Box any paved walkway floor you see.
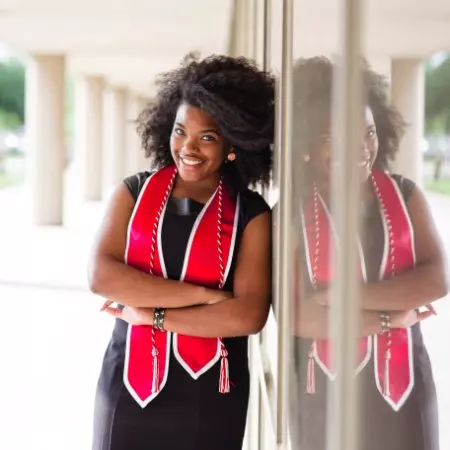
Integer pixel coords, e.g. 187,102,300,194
0,182,449,449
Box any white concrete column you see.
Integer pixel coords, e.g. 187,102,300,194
26,54,66,225
390,58,425,185
103,86,127,195
137,97,150,172
125,95,144,177
74,75,104,201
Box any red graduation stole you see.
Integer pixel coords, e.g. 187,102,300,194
123,165,240,408
301,169,415,411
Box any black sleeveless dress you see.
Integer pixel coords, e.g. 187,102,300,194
92,172,270,450
290,175,439,450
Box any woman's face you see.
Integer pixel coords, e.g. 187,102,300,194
170,103,227,184
310,106,379,184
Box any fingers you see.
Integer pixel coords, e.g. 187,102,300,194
100,300,113,312
103,305,123,319
416,310,433,322
425,303,438,315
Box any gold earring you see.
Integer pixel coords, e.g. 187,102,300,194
227,149,236,162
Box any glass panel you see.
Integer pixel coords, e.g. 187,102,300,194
281,1,447,450
286,0,365,449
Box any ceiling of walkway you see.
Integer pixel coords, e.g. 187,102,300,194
294,0,450,59
0,0,233,95
0,0,450,95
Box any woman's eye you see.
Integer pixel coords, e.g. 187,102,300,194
367,129,377,139
201,135,217,142
173,128,184,136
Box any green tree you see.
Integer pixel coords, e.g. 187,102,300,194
425,55,450,133
0,58,25,129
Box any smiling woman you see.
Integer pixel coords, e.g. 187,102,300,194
169,103,228,191
290,57,446,450
88,54,275,450
138,53,273,191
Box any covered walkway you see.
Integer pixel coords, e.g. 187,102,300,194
0,0,449,225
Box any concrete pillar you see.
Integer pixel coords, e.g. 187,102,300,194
74,75,104,201
390,59,425,185
26,54,66,225
103,86,127,195
125,95,144,177
138,97,151,172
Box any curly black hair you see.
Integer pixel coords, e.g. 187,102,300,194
137,53,275,189
292,56,406,176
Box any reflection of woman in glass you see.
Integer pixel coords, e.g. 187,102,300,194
292,57,446,450
88,55,274,450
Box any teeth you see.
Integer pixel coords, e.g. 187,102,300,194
181,157,202,166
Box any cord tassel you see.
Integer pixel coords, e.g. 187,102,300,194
151,327,160,394
219,340,230,394
151,346,160,394
306,345,316,394
383,347,391,398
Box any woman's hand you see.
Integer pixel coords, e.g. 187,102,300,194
102,301,154,326
390,309,434,329
100,288,232,312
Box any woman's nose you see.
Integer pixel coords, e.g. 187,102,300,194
181,138,197,153
360,140,370,156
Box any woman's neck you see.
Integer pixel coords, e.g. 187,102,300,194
173,174,221,204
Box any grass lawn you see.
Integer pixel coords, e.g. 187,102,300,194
0,171,23,189
424,178,450,195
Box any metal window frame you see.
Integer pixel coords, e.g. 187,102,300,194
274,0,294,446
326,1,365,449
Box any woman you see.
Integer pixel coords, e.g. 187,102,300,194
88,54,274,450
291,57,447,450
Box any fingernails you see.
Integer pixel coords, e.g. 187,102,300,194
101,301,113,312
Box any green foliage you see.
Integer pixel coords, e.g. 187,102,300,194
0,58,25,127
0,168,24,188
0,109,21,129
424,178,450,195
425,55,450,133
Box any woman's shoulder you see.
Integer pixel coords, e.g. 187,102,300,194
390,173,416,203
123,171,153,202
238,188,271,227
123,174,271,221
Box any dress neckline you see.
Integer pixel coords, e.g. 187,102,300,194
167,196,204,216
